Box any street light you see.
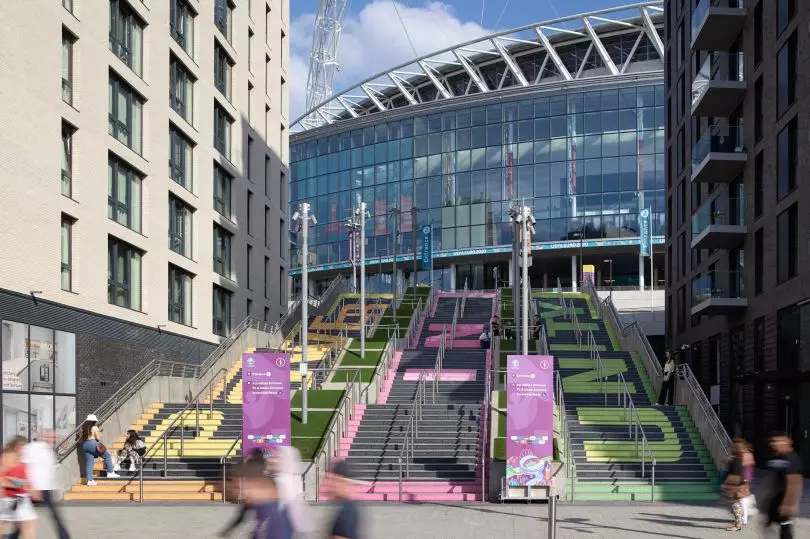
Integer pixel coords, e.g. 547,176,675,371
389,205,401,324
345,216,361,290
513,205,535,355
292,202,316,425
354,202,371,358
603,259,614,301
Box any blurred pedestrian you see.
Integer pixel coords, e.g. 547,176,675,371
722,439,751,531
81,414,118,485
761,432,802,539
531,315,542,341
327,460,362,539
240,459,292,539
738,439,756,525
0,437,36,539
218,449,266,538
655,352,675,407
269,445,313,537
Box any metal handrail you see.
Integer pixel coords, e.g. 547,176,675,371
359,339,396,405
557,276,564,306
571,302,582,348
615,372,657,501
450,298,459,348
460,278,468,318
432,329,447,401
398,370,427,501
539,324,549,356
220,429,243,504
588,330,607,406
555,371,575,501
403,298,422,350
675,364,732,469
306,368,362,502
138,367,228,502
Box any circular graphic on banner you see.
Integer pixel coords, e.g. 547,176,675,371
640,208,650,218
422,225,431,235
275,357,286,368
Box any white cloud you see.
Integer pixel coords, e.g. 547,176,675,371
290,1,492,123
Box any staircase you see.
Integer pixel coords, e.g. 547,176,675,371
335,295,490,501
542,295,719,502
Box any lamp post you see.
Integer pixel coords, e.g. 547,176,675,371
517,205,535,355
604,259,614,301
345,217,360,291
508,203,523,347
411,206,418,303
389,205,401,324
292,202,316,425
355,202,370,358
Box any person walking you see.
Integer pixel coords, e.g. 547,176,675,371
327,460,362,539
217,449,266,538
655,352,676,407
761,432,803,539
81,414,118,485
722,439,752,531
0,437,37,539
269,446,313,537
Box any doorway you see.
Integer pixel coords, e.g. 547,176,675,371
799,381,810,475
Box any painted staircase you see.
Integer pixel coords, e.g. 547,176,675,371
541,295,719,502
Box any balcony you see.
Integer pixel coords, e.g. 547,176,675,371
691,52,745,117
691,0,746,51
691,270,747,316
691,196,746,250
691,124,746,184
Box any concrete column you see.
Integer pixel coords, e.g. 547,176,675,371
639,254,645,291
543,270,548,289
508,258,514,286
450,264,457,291
571,255,577,292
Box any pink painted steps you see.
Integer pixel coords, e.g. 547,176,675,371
319,480,482,501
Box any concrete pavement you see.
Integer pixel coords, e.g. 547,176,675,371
33,501,810,538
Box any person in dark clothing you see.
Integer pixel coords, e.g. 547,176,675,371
531,315,542,341
761,432,803,539
655,351,676,406
250,475,292,539
327,460,362,539
217,449,267,537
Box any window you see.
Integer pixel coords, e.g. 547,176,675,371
279,170,286,207
279,219,285,259
248,83,254,124
248,29,254,73
264,256,270,298
247,190,254,235
212,285,232,336
777,32,797,118
108,74,143,153
169,125,193,190
109,0,144,76
247,299,253,317
170,0,195,55
776,203,798,284
777,304,800,373
754,316,765,372
168,195,193,258
265,155,271,197
214,0,232,42
61,215,73,291
170,55,194,123
62,31,73,105
280,29,286,68
264,206,270,248
676,128,684,174
677,285,685,334
168,265,192,326
678,232,686,277
754,77,763,142
754,228,763,295
108,155,142,232
777,118,797,200
279,266,286,306
61,123,73,197
754,0,763,66
676,23,683,69
777,0,796,36
213,163,232,218
213,224,233,279
108,237,142,311
709,335,720,386
247,245,253,289
247,136,254,180
264,306,270,322
754,152,763,218
678,180,685,226
214,103,232,159
214,43,232,99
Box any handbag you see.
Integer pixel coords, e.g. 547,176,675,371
96,442,107,455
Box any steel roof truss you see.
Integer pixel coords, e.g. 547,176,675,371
492,39,528,87
453,50,489,93
419,61,452,99
534,28,572,81
583,17,619,75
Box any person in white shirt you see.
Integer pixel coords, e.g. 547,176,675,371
17,430,71,539
655,352,676,407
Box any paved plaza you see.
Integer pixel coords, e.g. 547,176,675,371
33,500,810,538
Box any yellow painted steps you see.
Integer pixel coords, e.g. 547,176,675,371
70,480,222,494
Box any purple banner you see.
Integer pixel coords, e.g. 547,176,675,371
506,355,554,487
242,352,291,458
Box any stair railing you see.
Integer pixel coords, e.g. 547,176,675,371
359,339,396,405
433,329,447,402
450,298,460,349
555,371,575,501
571,303,582,348
137,367,228,502
403,298,422,350
220,430,243,504
398,370,427,501
675,364,733,470
460,278,468,318
615,372,657,502
557,276,564,306
623,320,662,393
588,330,607,406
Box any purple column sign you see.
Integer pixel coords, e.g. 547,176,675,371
242,351,291,458
506,354,554,487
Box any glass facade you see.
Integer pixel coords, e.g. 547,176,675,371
290,84,666,268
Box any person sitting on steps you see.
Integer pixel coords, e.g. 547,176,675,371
81,414,119,485
113,430,146,472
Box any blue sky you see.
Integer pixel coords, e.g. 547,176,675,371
288,0,624,121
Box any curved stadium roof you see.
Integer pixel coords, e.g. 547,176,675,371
292,1,664,133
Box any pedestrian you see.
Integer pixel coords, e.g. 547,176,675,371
269,446,313,537
722,439,751,531
761,432,803,539
80,414,118,485
251,474,293,539
655,351,676,406
739,439,757,526
0,437,37,539
113,430,146,472
217,449,266,537
490,316,501,339
327,460,362,539
531,315,542,341
478,328,491,349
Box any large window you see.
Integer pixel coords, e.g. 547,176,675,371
212,285,232,336
61,215,73,292
213,224,232,279
108,237,142,311
62,30,73,105
754,152,762,218
108,155,142,232
214,43,232,100
754,0,763,66
753,317,765,372
169,125,193,190
169,55,194,123
1,322,77,443
777,203,798,284
214,0,233,42
213,163,232,218
170,0,195,55
61,123,73,197
777,118,797,201
169,195,193,258
754,228,763,295
109,0,143,76
777,31,797,118
214,103,232,159
777,301,810,373
777,0,796,36
168,265,192,326
108,74,143,153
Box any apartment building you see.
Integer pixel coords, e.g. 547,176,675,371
664,0,809,468
0,0,290,441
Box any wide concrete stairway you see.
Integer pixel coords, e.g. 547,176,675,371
336,295,490,501
542,295,719,502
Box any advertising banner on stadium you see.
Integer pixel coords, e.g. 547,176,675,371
242,351,291,458
506,354,554,487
